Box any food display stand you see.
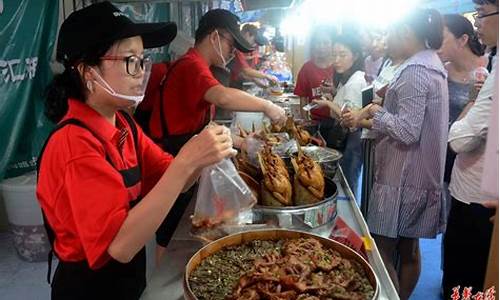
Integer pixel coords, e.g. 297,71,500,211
141,167,399,300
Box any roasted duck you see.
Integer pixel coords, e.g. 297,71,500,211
291,147,324,206
258,147,292,207
234,150,261,181
285,116,311,146
239,122,286,145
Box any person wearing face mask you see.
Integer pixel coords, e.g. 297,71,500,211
36,3,235,299
229,23,278,89
148,8,286,262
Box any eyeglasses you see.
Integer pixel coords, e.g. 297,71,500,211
100,55,152,76
217,32,236,53
473,11,499,21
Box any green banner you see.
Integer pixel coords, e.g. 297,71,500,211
0,0,59,180
113,2,171,62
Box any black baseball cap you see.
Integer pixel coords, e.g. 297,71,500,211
56,1,177,64
255,30,269,46
197,9,253,53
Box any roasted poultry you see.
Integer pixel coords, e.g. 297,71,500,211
234,150,261,181
285,116,311,146
239,123,286,145
258,147,292,207
291,148,324,206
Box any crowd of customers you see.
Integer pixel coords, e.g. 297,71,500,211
293,0,498,299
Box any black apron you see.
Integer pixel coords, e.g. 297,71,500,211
37,111,146,300
158,58,211,156
154,58,210,247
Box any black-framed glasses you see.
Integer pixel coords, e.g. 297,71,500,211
473,11,499,21
101,55,152,76
217,31,236,54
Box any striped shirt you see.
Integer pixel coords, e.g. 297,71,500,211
367,50,449,239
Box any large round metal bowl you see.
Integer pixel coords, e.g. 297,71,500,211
184,229,379,300
253,176,338,229
302,146,343,179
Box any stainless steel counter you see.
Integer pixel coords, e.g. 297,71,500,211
141,168,399,300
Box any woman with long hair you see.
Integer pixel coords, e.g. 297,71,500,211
313,34,367,198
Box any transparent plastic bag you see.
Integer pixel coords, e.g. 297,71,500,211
272,138,298,157
192,158,257,228
244,136,265,166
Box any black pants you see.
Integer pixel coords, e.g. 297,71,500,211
52,248,146,300
360,139,375,217
442,197,495,297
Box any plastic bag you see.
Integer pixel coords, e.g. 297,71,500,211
329,217,368,260
192,158,257,228
272,138,298,157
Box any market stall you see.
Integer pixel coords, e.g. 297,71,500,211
140,166,399,300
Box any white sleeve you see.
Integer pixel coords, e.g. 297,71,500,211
448,71,495,153
343,72,367,109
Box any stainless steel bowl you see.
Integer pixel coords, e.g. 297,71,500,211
302,146,343,179
252,177,338,229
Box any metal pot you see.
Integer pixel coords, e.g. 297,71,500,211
302,146,342,179
252,177,338,229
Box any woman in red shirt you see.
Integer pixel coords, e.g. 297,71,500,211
36,3,234,299
294,27,335,120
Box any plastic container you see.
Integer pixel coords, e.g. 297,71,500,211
0,171,50,262
231,112,266,133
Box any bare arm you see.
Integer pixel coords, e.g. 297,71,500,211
108,126,234,263
204,85,285,122
241,67,270,80
108,158,193,263
359,119,373,129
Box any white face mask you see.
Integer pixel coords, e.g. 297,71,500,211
213,30,235,71
90,65,151,105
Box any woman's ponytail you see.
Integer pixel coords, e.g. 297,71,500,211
425,10,444,50
443,14,485,57
45,67,85,123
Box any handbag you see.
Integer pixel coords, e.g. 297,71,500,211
318,118,349,151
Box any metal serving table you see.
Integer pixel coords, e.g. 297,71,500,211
141,168,399,300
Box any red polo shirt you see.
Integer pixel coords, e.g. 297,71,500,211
230,50,251,82
294,60,335,119
138,62,169,112
149,48,220,138
36,99,173,269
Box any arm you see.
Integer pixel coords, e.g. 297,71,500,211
448,75,494,153
300,96,309,119
108,158,193,263
241,67,277,82
204,85,285,122
370,65,428,146
359,118,373,129
108,126,234,263
311,98,341,119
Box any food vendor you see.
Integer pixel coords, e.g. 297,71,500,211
36,2,235,299
229,24,278,89
148,9,286,261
